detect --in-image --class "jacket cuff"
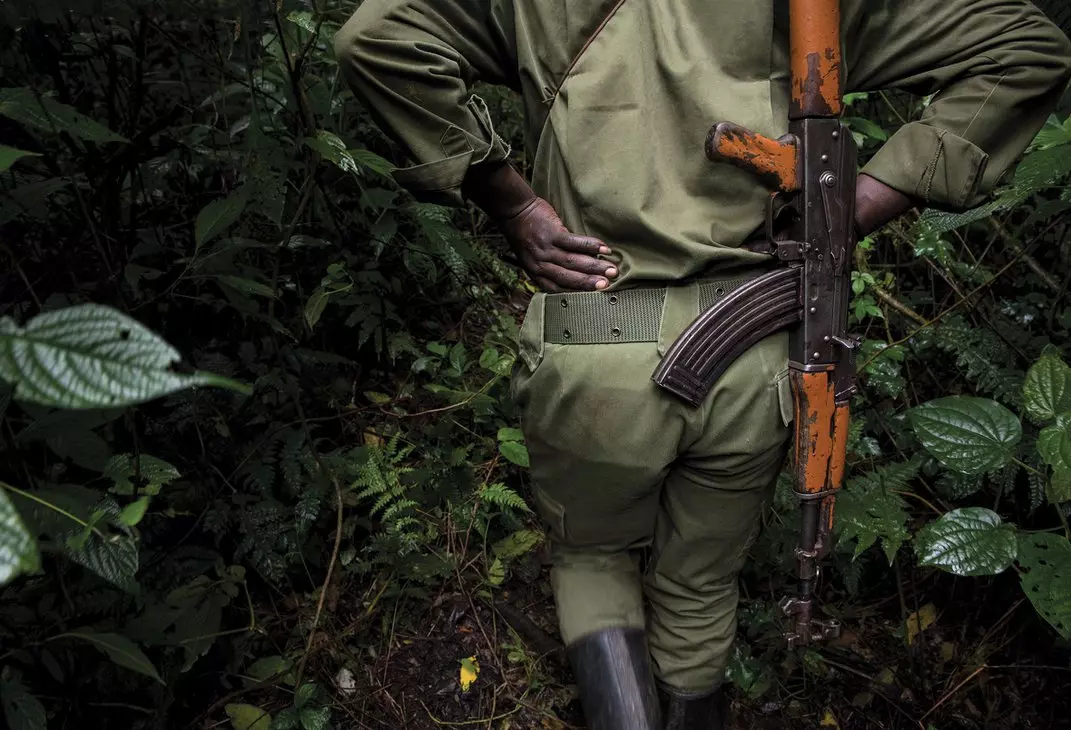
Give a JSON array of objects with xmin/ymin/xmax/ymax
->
[
  {"xmin": 862, "ymin": 122, "xmax": 991, "ymax": 211},
  {"xmin": 390, "ymin": 94, "xmax": 511, "ymax": 207}
]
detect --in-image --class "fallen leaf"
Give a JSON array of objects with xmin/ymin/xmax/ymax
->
[
  {"xmin": 820, "ymin": 708, "xmax": 840, "ymax": 728},
  {"xmin": 459, "ymin": 656, "xmax": 479, "ymax": 692},
  {"xmin": 225, "ymin": 703, "xmax": 272, "ymax": 730},
  {"xmin": 906, "ymin": 603, "xmax": 937, "ymax": 645}
]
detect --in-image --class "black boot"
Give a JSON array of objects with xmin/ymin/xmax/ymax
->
[
  {"xmin": 661, "ymin": 686, "xmax": 726, "ymax": 730},
  {"xmin": 566, "ymin": 628, "xmax": 663, "ymax": 730}
]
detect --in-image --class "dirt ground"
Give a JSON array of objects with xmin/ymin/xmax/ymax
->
[{"xmin": 267, "ymin": 555, "xmax": 1071, "ymax": 730}]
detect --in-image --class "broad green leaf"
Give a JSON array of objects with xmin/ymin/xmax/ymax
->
[
  {"xmin": 57, "ymin": 631, "xmax": 163, "ymax": 684},
  {"xmin": 1048, "ymin": 470, "xmax": 1071, "ymax": 504},
  {"xmin": 498, "ymin": 440, "xmax": 529, "ymax": 468},
  {"xmin": 195, "ymin": 193, "xmax": 248, "ymax": 251},
  {"xmin": 104, "ymin": 454, "xmax": 181, "ymax": 496},
  {"xmin": 1038, "ymin": 414, "xmax": 1071, "ymax": 467},
  {"xmin": 914, "ymin": 508, "xmax": 1017, "ymax": 576},
  {"xmin": 908, "ymin": 397, "xmax": 1021, "ymax": 475},
  {"xmin": 0, "ymin": 487, "xmax": 40, "ymax": 586},
  {"xmin": 226, "ymin": 704, "xmax": 272, "ymax": 730},
  {"xmin": 0, "ymin": 677, "xmax": 45, "ymax": 730},
  {"xmin": 272, "ymin": 707, "xmax": 300, "ymax": 730},
  {"xmin": 63, "ymin": 531, "xmax": 139, "ymax": 593},
  {"xmin": 286, "ymin": 10, "xmax": 318, "ymax": 34},
  {"xmin": 350, "ymin": 148, "xmax": 395, "ymax": 178},
  {"xmin": 0, "ymin": 304, "xmax": 251, "ymax": 408},
  {"xmin": 0, "ymin": 87, "xmax": 128, "ymax": 143},
  {"xmin": 243, "ymin": 655, "xmax": 294, "ymax": 686},
  {"xmin": 491, "ymin": 529, "xmax": 543, "ymax": 561},
  {"xmin": 844, "ymin": 116, "xmax": 888, "ymax": 142},
  {"xmin": 0, "ymin": 146, "xmax": 40, "ymax": 172},
  {"xmin": 304, "ymin": 131, "xmax": 359, "ymax": 175},
  {"xmin": 497, "ymin": 427, "xmax": 524, "ymax": 443},
  {"xmin": 215, "ymin": 276, "xmax": 276, "ymax": 299},
  {"xmin": 304, "ymin": 290, "xmax": 329, "ymax": 329},
  {"xmin": 725, "ymin": 641, "xmax": 772, "ymax": 699},
  {"xmin": 1023, "ymin": 353, "xmax": 1071, "ymax": 422},
  {"xmin": 294, "ymin": 683, "xmax": 318, "ymax": 708},
  {"xmin": 299, "ymin": 706, "xmax": 331, "ymax": 730},
  {"xmin": 1017, "ymin": 532, "xmax": 1071, "ymax": 639},
  {"xmin": 118, "ymin": 496, "xmax": 150, "ymax": 527},
  {"xmin": 1037, "ymin": 415, "xmax": 1071, "ymax": 502}
]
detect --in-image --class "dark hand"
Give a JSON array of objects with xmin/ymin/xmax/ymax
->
[
  {"xmin": 501, "ymin": 197, "xmax": 618, "ymax": 292},
  {"xmin": 462, "ymin": 161, "xmax": 618, "ymax": 292}
]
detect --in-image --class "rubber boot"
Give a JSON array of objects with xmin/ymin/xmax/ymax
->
[
  {"xmin": 661, "ymin": 686, "xmax": 726, "ymax": 730},
  {"xmin": 566, "ymin": 627, "xmax": 662, "ymax": 730}
]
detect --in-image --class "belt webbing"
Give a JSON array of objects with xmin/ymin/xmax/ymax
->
[{"xmin": 543, "ymin": 276, "xmax": 758, "ymax": 345}]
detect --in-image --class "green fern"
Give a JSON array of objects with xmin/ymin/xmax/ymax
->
[
  {"xmin": 479, "ymin": 482, "xmax": 530, "ymax": 514},
  {"xmin": 836, "ymin": 458, "xmax": 919, "ymax": 563},
  {"xmin": 351, "ymin": 433, "xmax": 427, "ymax": 560},
  {"xmin": 933, "ymin": 315, "xmax": 1024, "ymax": 406}
]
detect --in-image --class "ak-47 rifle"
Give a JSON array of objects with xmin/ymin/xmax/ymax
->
[{"xmin": 653, "ymin": 0, "xmax": 856, "ymax": 648}]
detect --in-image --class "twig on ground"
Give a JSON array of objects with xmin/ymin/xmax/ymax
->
[{"xmin": 918, "ymin": 664, "xmax": 987, "ymax": 726}]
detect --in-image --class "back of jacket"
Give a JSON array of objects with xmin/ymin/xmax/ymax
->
[{"xmin": 335, "ymin": 0, "xmax": 1071, "ymax": 287}]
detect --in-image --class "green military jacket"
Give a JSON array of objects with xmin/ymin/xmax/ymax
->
[{"xmin": 336, "ymin": 0, "xmax": 1071, "ymax": 287}]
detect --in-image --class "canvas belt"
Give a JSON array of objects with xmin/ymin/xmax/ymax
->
[{"xmin": 543, "ymin": 274, "xmax": 761, "ymax": 345}]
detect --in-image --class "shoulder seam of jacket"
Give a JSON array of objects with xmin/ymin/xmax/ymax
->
[{"xmin": 543, "ymin": 0, "xmax": 629, "ymax": 107}]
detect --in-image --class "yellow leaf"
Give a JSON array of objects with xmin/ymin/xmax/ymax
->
[
  {"xmin": 364, "ymin": 391, "xmax": 392, "ymax": 405},
  {"xmin": 225, "ymin": 704, "xmax": 272, "ymax": 730},
  {"xmin": 905, "ymin": 603, "xmax": 937, "ymax": 645},
  {"xmin": 820, "ymin": 709, "xmax": 840, "ymax": 728},
  {"xmin": 459, "ymin": 656, "xmax": 480, "ymax": 692},
  {"xmin": 363, "ymin": 430, "xmax": 383, "ymax": 447}
]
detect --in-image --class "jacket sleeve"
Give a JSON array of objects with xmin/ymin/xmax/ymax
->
[
  {"xmin": 844, "ymin": 0, "xmax": 1071, "ymax": 210},
  {"xmin": 334, "ymin": 0, "xmax": 518, "ymax": 205}
]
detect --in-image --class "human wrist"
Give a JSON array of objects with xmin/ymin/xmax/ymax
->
[
  {"xmin": 461, "ymin": 161, "xmax": 538, "ymax": 224},
  {"xmin": 854, "ymin": 173, "xmax": 918, "ymax": 237}
]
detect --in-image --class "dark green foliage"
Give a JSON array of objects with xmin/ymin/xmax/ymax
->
[{"xmin": 0, "ymin": 3, "xmax": 1068, "ymax": 729}]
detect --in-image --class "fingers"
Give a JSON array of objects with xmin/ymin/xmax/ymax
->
[
  {"xmin": 535, "ymin": 262, "xmax": 614, "ymax": 292},
  {"xmin": 556, "ymin": 233, "xmax": 611, "ymax": 257},
  {"xmin": 548, "ymin": 249, "xmax": 618, "ymax": 277}
]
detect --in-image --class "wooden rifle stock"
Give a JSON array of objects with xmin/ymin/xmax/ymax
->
[{"xmin": 653, "ymin": 0, "xmax": 855, "ymax": 648}]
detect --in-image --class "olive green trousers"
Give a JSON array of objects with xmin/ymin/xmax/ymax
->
[{"xmin": 511, "ymin": 278, "xmax": 792, "ymax": 693}]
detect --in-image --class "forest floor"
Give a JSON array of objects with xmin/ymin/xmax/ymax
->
[{"xmin": 217, "ymin": 546, "xmax": 1071, "ymax": 730}]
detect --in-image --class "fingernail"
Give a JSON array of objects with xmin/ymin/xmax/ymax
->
[
  {"xmin": 595, "ymin": 279, "xmax": 608, "ymax": 290},
  {"xmin": 599, "ymin": 245, "xmax": 611, "ymax": 255},
  {"xmin": 605, "ymin": 267, "xmax": 618, "ymax": 278}
]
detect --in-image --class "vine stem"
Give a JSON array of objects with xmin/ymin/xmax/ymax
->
[
  {"xmin": 918, "ymin": 663, "xmax": 987, "ymax": 725},
  {"xmin": 291, "ymin": 390, "xmax": 344, "ymax": 689},
  {"xmin": 1056, "ymin": 503, "xmax": 1071, "ymax": 540},
  {"xmin": 1010, "ymin": 457, "xmax": 1044, "ymax": 476},
  {"xmin": 1, "ymin": 482, "xmax": 90, "ymax": 530},
  {"xmin": 892, "ymin": 489, "xmax": 943, "ymax": 516},
  {"xmin": 858, "ymin": 246, "xmax": 1037, "ymax": 372}
]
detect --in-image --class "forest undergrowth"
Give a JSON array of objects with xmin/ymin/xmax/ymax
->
[{"xmin": 0, "ymin": 2, "xmax": 1070, "ymax": 729}]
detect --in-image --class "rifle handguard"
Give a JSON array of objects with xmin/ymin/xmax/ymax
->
[{"xmin": 652, "ymin": 267, "xmax": 803, "ymax": 407}]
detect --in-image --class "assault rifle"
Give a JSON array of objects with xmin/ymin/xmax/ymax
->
[{"xmin": 653, "ymin": 0, "xmax": 855, "ymax": 648}]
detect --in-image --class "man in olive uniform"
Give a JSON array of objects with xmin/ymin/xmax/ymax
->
[{"xmin": 335, "ymin": 2, "xmax": 1071, "ymax": 728}]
